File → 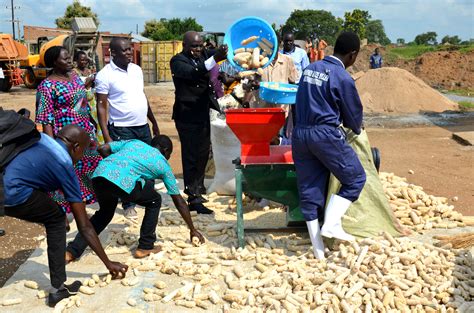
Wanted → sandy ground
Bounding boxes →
[0,181,288,312]
[368,126,473,216]
[0,185,472,312]
[0,180,474,313]
[0,84,472,290]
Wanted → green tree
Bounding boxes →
[142,17,203,41]
[280,10,342,45]
[343,9,371,39]
[142,19,173,40]
[414,32,438,45]
[396,38,405,45]
[366,19,391,45]
[271,23,281,40]
[441,35,461,45]
[55,0,99,29]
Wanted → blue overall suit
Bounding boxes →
[292,56,366,221]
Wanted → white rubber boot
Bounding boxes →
[306,219,325,260]
[321,194,355,242]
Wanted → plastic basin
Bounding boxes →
[224,16,278,71]
[259,82,298,104]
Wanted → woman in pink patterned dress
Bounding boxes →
[36,46,101,214]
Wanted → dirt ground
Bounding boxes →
[0,84,473,287]
[368,126,473,216]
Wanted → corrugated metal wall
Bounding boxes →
[141,41,182,84]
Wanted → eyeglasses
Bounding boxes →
[190,44,203,48]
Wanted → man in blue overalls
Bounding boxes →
[292,32,366,259]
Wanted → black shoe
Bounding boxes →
[48,280,82,307]
[187,195,209,204]
[0,229,5,237]
[198,195,209,203]
[189,203,214,215]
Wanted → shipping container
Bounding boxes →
[101,42,140,69]
[140,41,182,84]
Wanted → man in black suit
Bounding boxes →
[170,31,228,214]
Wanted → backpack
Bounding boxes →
[0,108,41,216]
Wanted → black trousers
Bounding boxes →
[108,123,152,210]
[67,177,161,259]
[175,120,210,203]
[5,190,66,289]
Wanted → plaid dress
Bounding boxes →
[36,74,102,212]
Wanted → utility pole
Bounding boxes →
[6,0,20,40]
[11,0,15,39]
[16,19,21,40]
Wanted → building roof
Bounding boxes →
[131,33,152,42]
[23,25,72,41]
[99,32,131,39]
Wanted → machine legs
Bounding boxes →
[235,169,245,248]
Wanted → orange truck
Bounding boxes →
[0,34,28,92]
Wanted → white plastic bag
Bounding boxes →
[208,116,241,195]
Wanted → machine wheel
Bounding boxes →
[371,147,381,173]
[23,68,39,89]
[0,77,12,92]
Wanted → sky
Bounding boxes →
[1,0,473,42]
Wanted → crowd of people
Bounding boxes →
[1,29,377,307]
[2,35,206,307]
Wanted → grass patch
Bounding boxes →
[459,44,474,54]
[386,45,437,60]
[458,101,474,110]
[448,89,474,97]
[385,44,473,62]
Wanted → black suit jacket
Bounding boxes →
[170,51,220,123]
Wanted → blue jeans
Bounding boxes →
[107,123,152,145]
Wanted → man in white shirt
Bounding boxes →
[96,37,160,218]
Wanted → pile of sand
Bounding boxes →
[355,67,458,113]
